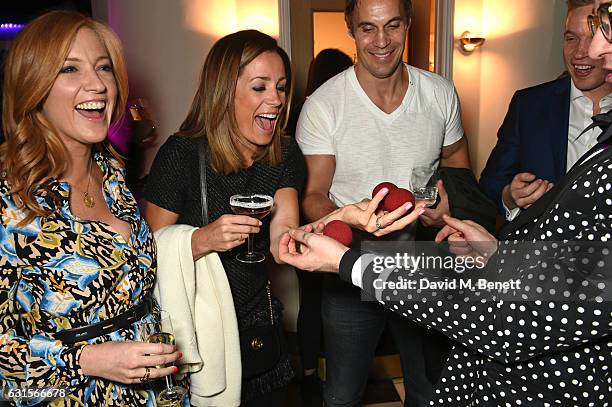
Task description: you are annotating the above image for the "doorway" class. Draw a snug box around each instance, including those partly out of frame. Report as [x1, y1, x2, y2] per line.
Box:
[288, 0, 441, 103]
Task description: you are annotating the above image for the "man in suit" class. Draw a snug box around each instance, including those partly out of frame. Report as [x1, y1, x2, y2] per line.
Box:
[479, 0, 612, 220]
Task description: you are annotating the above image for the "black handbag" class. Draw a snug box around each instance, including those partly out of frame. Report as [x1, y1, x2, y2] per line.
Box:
[198, 138, 282, 380]
[238, 283, 283, 379]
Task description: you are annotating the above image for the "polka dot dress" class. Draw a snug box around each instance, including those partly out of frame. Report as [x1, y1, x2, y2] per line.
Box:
[340, 146, 612, 406]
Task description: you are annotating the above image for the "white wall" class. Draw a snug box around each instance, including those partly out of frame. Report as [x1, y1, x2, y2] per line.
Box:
[92, 0, 280, 171]
[453, 0, 566, 177]
[92, 0, 218, 171]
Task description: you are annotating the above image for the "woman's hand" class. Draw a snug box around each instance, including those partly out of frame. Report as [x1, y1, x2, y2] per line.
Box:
[191, 214, 261, 259]
[299, 222, 325, 234]
[435, 215, 498, 263]
[279, 228, 349, 272]
[79, 341, 180, 384]
[322, 188, 426, 237]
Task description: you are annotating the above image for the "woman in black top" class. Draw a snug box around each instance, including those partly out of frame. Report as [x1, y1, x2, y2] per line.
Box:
[144, 30, 305, 405]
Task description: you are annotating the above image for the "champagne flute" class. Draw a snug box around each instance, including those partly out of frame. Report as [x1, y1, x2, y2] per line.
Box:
[230, 194, 274, 263]
[137, 311, 186, 406]
[411, 165, 439, 207]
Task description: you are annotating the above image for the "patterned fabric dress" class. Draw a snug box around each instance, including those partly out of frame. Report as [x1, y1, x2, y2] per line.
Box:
[0, 153, 163, 406]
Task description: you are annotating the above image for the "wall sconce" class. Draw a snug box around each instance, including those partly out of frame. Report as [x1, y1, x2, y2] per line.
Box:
[459, 31, 485, 53]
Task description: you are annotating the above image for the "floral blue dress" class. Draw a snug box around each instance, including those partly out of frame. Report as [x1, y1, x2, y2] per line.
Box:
[0, 153, 162, 406]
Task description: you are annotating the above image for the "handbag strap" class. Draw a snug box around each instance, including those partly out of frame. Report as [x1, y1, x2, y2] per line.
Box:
[266, 282, 274, 325]
[199, 137, 274, 326]
[199, 138, 209, 226]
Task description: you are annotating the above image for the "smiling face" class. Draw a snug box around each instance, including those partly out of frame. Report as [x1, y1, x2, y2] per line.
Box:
[564, 5, 609, 95]
[233, 50, 286, 155]
[350, 0, 409, 80]
[41, 27, 117, 153]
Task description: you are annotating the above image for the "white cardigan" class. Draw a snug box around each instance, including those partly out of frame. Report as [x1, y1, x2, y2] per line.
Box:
[153, 225, 241, 406]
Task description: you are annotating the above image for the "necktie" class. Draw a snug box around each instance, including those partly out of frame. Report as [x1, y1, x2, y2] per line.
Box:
[579, 109, 612, 143]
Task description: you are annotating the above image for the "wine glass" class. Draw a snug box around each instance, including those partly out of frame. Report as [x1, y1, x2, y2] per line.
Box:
[411, 165, 439, 207]
[137, 311, 186, 406]
[230, 194, 274, 263]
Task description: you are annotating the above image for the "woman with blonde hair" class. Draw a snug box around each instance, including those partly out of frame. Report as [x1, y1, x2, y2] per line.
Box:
[145, 30, 305, 405]
[0, 11, 180, 406]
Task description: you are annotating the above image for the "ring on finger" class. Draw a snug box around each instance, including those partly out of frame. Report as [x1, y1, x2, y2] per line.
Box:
[140, 367, 151, 383]
[375, 216, 385, 231]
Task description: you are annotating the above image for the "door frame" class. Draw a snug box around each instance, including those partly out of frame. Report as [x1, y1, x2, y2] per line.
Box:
[435, 0, 454, 80]
[280, 0, 455, 100]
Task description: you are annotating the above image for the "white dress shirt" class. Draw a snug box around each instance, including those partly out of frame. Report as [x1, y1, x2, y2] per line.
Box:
[504, 80, 612, 221]
[566, 80, 612, 168]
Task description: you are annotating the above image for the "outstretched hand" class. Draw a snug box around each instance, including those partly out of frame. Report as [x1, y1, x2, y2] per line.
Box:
[327, 188, 426, 236]
[279, 228, 348, 273]
[281, 215, 499, 273]
[435, 215, 498, 263]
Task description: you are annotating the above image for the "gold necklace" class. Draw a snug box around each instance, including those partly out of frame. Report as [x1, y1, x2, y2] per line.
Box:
[83, 159, 95, 208]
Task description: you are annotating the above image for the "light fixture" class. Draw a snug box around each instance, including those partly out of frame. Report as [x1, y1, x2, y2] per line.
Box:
[459, 31, 485, 53]
[0, 23, 24, 41]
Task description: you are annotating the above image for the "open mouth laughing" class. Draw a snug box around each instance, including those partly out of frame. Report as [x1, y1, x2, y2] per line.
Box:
[255, 112, 278, 132]
[75, 100, 107, 121]
[573, 64, 595, 77]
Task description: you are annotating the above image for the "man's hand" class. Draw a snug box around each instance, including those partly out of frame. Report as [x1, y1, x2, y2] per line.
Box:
[420, 180, 450, 228]
[502, 172, 554, 210]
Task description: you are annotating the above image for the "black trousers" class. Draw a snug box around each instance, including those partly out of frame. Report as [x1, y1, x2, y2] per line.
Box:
[296, 269, 324, 371]
[241, 386, 287, 407]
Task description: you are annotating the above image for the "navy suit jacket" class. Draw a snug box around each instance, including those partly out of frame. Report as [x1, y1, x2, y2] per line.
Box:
[479, 76, 570, 214]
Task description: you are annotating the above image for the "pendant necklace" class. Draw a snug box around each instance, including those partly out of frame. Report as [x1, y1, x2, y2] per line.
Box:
[83, 159, 95, 208]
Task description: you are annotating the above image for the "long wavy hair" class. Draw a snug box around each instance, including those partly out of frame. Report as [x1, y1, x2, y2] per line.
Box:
[0, 11, 128, 225]
[177, 30, 293, 174]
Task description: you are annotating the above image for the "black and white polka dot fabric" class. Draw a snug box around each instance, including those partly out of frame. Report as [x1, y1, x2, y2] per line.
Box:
[339, 145, 612, 406]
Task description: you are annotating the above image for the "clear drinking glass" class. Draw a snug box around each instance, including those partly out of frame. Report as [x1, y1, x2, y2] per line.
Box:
[230, 194, 274, 263]
[411, 165, 439, 207]
[137, 311, 186, 406]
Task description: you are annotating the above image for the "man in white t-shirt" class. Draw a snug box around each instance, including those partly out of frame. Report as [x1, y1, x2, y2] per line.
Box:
[295, 0, 470, 405]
